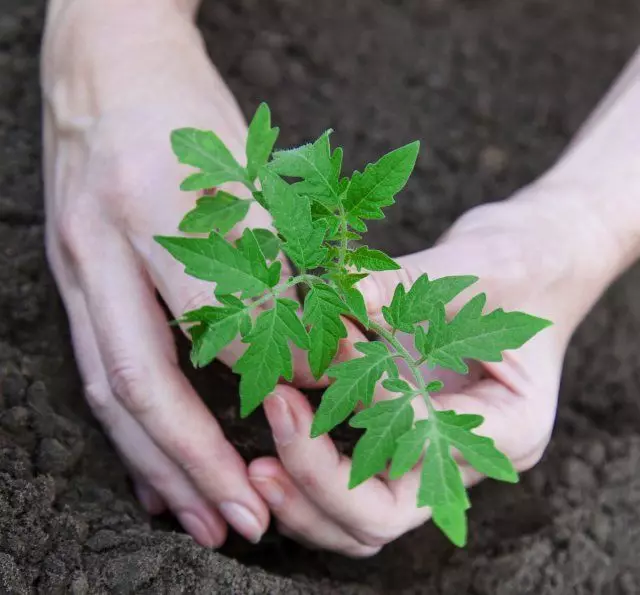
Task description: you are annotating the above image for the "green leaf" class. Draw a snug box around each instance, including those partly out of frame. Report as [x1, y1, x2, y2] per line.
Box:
[349, 397, 414, 488]
[234, 299, 309, 416]
[345, 246, 400, 272]
[303, 284, 349, 379]
[269, 131, 341, 208]
[416, 296, 552, 374]
[344, 141, 419, 228]
[382, 378, 414, 395]
[260, 169, 327, 269]
[181, 305, 250, 367]
[154, 233, 270, 299]
[246, 103, 279, 181]
[419, 433, 470, 510]
[331, 272, 369, 327]
[392, 274, 479, 329]
[432, 504, 468, 547]
[382, 284, 415, 333]
[236, 228, 281, 288]
[311, 342, 397, 436]
[389, 420, 429, 479]
[171, 128, 249, 188]
[252, 228, 281, 261]
[179, 173, 224, 192]
[435, 410, 518, 482]
[179, 191, 250, 235]
[391, 409, 517, 547]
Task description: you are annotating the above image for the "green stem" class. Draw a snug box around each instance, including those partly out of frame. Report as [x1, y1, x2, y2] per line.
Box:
[337, 203, 349, 268]
[246, 274, 313, 312]
[369, 320, 437, 417]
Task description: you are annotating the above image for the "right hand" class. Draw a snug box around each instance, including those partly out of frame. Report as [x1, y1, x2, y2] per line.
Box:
[41, 0, 310, 547]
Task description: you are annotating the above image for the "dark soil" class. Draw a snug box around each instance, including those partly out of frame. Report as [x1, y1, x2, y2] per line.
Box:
[1, 0, 640, 593]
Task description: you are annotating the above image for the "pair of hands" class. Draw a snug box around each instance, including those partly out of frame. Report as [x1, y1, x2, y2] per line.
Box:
[42, 3, 611, 555]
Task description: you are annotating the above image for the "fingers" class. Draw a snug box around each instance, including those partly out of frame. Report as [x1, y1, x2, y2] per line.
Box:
[71, 232, 270, 543]
[258, 386, 430, 543]
[258, 369, 554, 552]
[248, 457, 381, 558]
[60, 283, 227, 547]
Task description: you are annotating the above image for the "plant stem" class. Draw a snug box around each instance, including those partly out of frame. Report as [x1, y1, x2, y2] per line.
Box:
[368, 320, 437, 417]
[337, 203, 349, 268]
[238, 274, 312, 316]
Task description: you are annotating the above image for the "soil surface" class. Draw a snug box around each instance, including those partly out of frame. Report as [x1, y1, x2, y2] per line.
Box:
[2, 0, 640, 593]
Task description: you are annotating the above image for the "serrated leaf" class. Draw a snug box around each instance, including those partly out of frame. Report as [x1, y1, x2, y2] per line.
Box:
[171, 128, 249, 187]
[432, 505, 468, 547]
[419, 433, 470, 510]
[236, 228, 281, 288]
[303, 284, 349, 379]
[332, 273, 369, 327]
[269, 131, 341, 208]
[416, 296, 552, 374]
[435, 410, 518, 482]
[382, 284, 415, 333]
[344, 141, 419, 228]
[389, 420, 429, 479]
[154, 233, 270, 299]
[179, 191, 250, 235]
[252, 228, 281, 260]
[311, 342, 397, 436]
[234, 299, 309, 416]
[182, 305, 250, 367]
[348, 397, 414, 487]
[391, 274, 479, 330]
[260, 169, 327, 269]
[346, 246, 400, 272]
[246, 103, 279, 181]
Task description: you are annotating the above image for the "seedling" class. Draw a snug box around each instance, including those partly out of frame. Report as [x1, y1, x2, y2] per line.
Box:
[155, 103, 551, 546]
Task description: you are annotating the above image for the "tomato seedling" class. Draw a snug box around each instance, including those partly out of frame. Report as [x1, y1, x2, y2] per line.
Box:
[156, 103, 551, 546]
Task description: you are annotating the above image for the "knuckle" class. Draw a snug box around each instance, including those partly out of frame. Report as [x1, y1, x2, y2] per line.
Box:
[57, 204, 91, 264]
[292, 469, 320, 493]
[83, 382, 117, 427]
[108, 360, 153, 416]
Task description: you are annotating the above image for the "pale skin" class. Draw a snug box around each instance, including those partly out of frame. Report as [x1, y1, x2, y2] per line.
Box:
[43, 0, 640, 556]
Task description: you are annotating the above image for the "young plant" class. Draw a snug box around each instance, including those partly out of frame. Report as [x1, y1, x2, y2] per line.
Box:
[155, 103, 551, 547]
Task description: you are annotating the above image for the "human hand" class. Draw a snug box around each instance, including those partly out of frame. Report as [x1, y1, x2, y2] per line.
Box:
[41, 0, 318, 547]
[247, 182, 620, 556]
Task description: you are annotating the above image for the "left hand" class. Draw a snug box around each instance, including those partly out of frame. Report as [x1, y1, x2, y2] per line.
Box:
[247, 184, 617, 556]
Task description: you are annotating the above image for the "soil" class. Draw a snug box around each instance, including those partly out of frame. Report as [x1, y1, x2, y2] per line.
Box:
[1, 0, 640, 593]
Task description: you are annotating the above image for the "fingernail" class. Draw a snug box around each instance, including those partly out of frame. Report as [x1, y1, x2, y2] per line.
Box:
[264, 393, 296, 446]
[251, 477, 285, 508]
[178, 511, 217, 548]
[219, 502, 263, 544]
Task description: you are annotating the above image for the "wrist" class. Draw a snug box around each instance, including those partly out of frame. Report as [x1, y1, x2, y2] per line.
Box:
[42, 0, 210, 121]
[511, 176, 632, 324]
